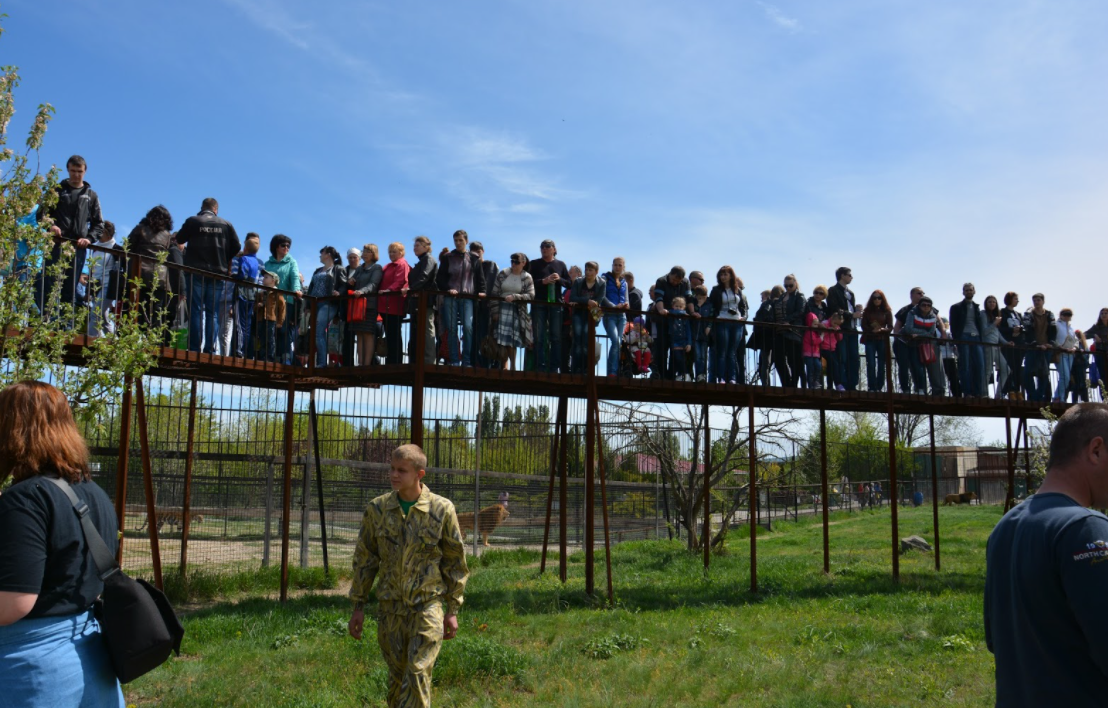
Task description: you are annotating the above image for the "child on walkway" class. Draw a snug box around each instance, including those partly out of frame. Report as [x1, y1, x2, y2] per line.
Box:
[668, 296, 692, 381]
[821, 312, 844, 390]
[803, 309, 824, 389]
[258, 270, 285, 363]
[348, 444, 469, 708]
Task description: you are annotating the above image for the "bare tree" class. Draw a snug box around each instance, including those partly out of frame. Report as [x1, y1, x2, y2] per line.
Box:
[603, 402, 802, 552]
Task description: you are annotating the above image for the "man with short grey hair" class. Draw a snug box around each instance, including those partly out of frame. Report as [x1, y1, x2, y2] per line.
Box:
[985, 403, 1108, 707]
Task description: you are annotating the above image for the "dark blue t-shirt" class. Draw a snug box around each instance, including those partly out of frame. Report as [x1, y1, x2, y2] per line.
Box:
[0, 476, 119, 618]
[985, 493, 1108, 707]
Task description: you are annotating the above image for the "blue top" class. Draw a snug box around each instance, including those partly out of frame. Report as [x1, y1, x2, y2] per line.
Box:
[603, 272, 628, 307]
[985, 493, 1108, 707]
[668, 311, 690, 348]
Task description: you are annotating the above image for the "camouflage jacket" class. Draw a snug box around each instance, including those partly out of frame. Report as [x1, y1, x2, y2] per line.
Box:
[350, 484, 469, 616]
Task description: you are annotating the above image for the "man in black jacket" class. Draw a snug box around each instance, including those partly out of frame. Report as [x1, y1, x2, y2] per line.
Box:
[949, 282, 985, 397]
[175, 197, 240, 354]
[406, 235, 438, 364]
[527, 239, 571, 373]
[36, 155, 104, 325]
[436, 230, 485, 367]
[650, 266, 693, 380]
[827, 266, 861, 391]
[470, 241, 499, 368]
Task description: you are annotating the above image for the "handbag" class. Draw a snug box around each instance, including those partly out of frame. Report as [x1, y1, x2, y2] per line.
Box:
[46, 477, 184, 684]
[346, 290, 366, 323]
[918, 340, 937, 365]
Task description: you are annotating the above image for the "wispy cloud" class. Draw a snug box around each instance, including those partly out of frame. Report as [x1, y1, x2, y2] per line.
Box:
[758, 2, 801, 33]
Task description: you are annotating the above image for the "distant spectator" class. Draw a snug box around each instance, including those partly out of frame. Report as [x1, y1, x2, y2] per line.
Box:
[489, 253, 535, 370]
[981, 295, 1010, 398]
[940, 317, 962, 398]
[802, 308, 824, 389]
[1069, 330, 1090, 403]
[821, 311, 845, 391]
[651, 266, 693, 380]
[436, 230, 485, 367]
[124, 205, 175, 334]
[893, 287, 925, 393]
[950, 282, 985, 397]
[348, 244, 383, 367]
[230, 233, 263, 358]
[861, 290, 893, 392]
[469, 241, 498, 368]
[406, 236, 439, 365]
[999, 292, 1026, 400]
[85, 220, 119, 338]
[175, 197, 241, 354]
[902, 296, 945, 395]
[625, 271, 644, 316]
[752, 286, 781, 385]
[827, 266, 862, 390]
[568, 261, 610, 374]
[772, 274, 806, 388]
[708, 266, 747, 384]
[527, 239, 571, 373]
[263, 233, 302, 364]
[1022, 293, 1056, 403]
[668, 296, 692, 381]
[1054, 308, 1078, 403]
[35, 155, 104, 322]
[342, 247, 361, 364]
[258, 270, 286, 362]
[691, 284, 712, 383]
[307, 246, 347, 368]
[380, 242, 410, 365]
[601, 257, 630, 377]
[1087, 308, 1108, 386]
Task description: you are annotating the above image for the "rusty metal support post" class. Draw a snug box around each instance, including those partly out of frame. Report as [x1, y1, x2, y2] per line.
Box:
[584, 318, 597, 596]
[412, 291, 427, 447]
[929, 414, 940, 571]
[748, 395, 758, 594]
[134, 378, 163, 590]
[594, 399, 614, 605]
[885, 338, 900, 582]
[558, 399, 569, 583]
[820, 407, 830, 574]
[1004, 407, 1016, 511]
[279, 379, 296, 603]
[540, 396, 566, 575]
[114, 376, 134, 565]
[310, 396, 330, 576]
[179, 379, 199, 576]
[702, 404, 711, 570]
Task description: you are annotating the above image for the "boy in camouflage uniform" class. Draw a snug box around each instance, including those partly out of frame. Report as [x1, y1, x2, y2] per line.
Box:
[349, 444, 469, 708]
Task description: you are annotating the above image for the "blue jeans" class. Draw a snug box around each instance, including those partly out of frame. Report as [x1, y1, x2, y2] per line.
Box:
[315, 301, 337, 367]
[188, 274, 221, 354]
[235, 298, 255, 358]
[1054, 352, 1073, 401]
[442, 296, 474, 366]
[825, 347, 845, 387]
[693, 340, 709, 379]
[804, 356, 823, 388]
[602, 314, 625, 376]
[572, 311, 593, 373]
[865, 339, 886, 391]
[532, 301, 564, 373]
[893, 339, 913, 393]
[957, 334, 985, 397]
[712, 320, 742, 383]
[841, 329, 860, 390]
[1023, 349, 1052, 402]
[264, 321, 277, 362]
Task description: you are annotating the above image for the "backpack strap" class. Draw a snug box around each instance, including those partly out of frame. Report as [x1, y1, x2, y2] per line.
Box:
[45, 476, 121, 581]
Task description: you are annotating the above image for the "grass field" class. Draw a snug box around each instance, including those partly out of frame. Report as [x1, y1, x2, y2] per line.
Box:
[125, 504, 1003, 707]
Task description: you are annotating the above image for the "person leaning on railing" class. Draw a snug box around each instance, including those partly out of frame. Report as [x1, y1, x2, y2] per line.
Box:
[981, 294, 1010, 399]
[771, 274, 807, 388]
[488, 253, 534, 371]
[404, 236, 437, 366]
[175, 197, 240, 355]
[860, 290, 893, 392]
[123, 205, 175, 336]
[1021, 293, 1057, 403]
[379, 242, 410, 365]
[708, 266, 748, 385]
[347, 244, 383, 367]
[601, 257, 630, 378]
[263, 234, 302, 365]
[568, 261, 611, 375]
[751, 286, 780, 385]
[998, 292, 1025, 400]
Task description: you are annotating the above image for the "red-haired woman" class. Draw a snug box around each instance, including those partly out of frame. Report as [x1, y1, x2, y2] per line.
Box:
[861, 290, 893, 391]
[0, 381, 124, 707]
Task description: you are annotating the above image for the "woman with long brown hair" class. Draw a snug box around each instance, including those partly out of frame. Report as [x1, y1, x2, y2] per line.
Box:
[0, 381, 124, 707]
[708, 265, 748, 384]
[861, 289, 893, 391]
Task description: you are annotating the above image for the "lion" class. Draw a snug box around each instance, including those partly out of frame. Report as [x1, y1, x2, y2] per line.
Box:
[139, 510, 204, 534]
[456, 504, 510, 547]
[943, 494, 960, 506]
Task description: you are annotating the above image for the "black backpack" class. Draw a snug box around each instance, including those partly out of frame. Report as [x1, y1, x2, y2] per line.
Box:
[47, 477, 185, 684]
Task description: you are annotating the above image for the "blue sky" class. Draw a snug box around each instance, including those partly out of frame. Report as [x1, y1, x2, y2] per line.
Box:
[5, 0, 1106, 324]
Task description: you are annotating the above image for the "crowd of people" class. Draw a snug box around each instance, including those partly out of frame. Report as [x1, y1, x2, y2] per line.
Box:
[11, 155, 1108, 404]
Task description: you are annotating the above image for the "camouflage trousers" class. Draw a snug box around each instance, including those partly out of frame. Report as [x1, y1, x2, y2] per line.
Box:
[377, 604, 444, 708]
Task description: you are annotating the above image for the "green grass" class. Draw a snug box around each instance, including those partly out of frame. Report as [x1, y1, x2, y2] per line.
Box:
[125, 505, 1002, 707]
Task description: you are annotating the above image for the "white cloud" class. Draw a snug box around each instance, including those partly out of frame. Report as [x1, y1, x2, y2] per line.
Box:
[758, 2, 801, 33]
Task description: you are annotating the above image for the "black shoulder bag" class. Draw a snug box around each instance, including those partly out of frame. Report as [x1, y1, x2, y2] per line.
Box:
[47, 477, 185, 684]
